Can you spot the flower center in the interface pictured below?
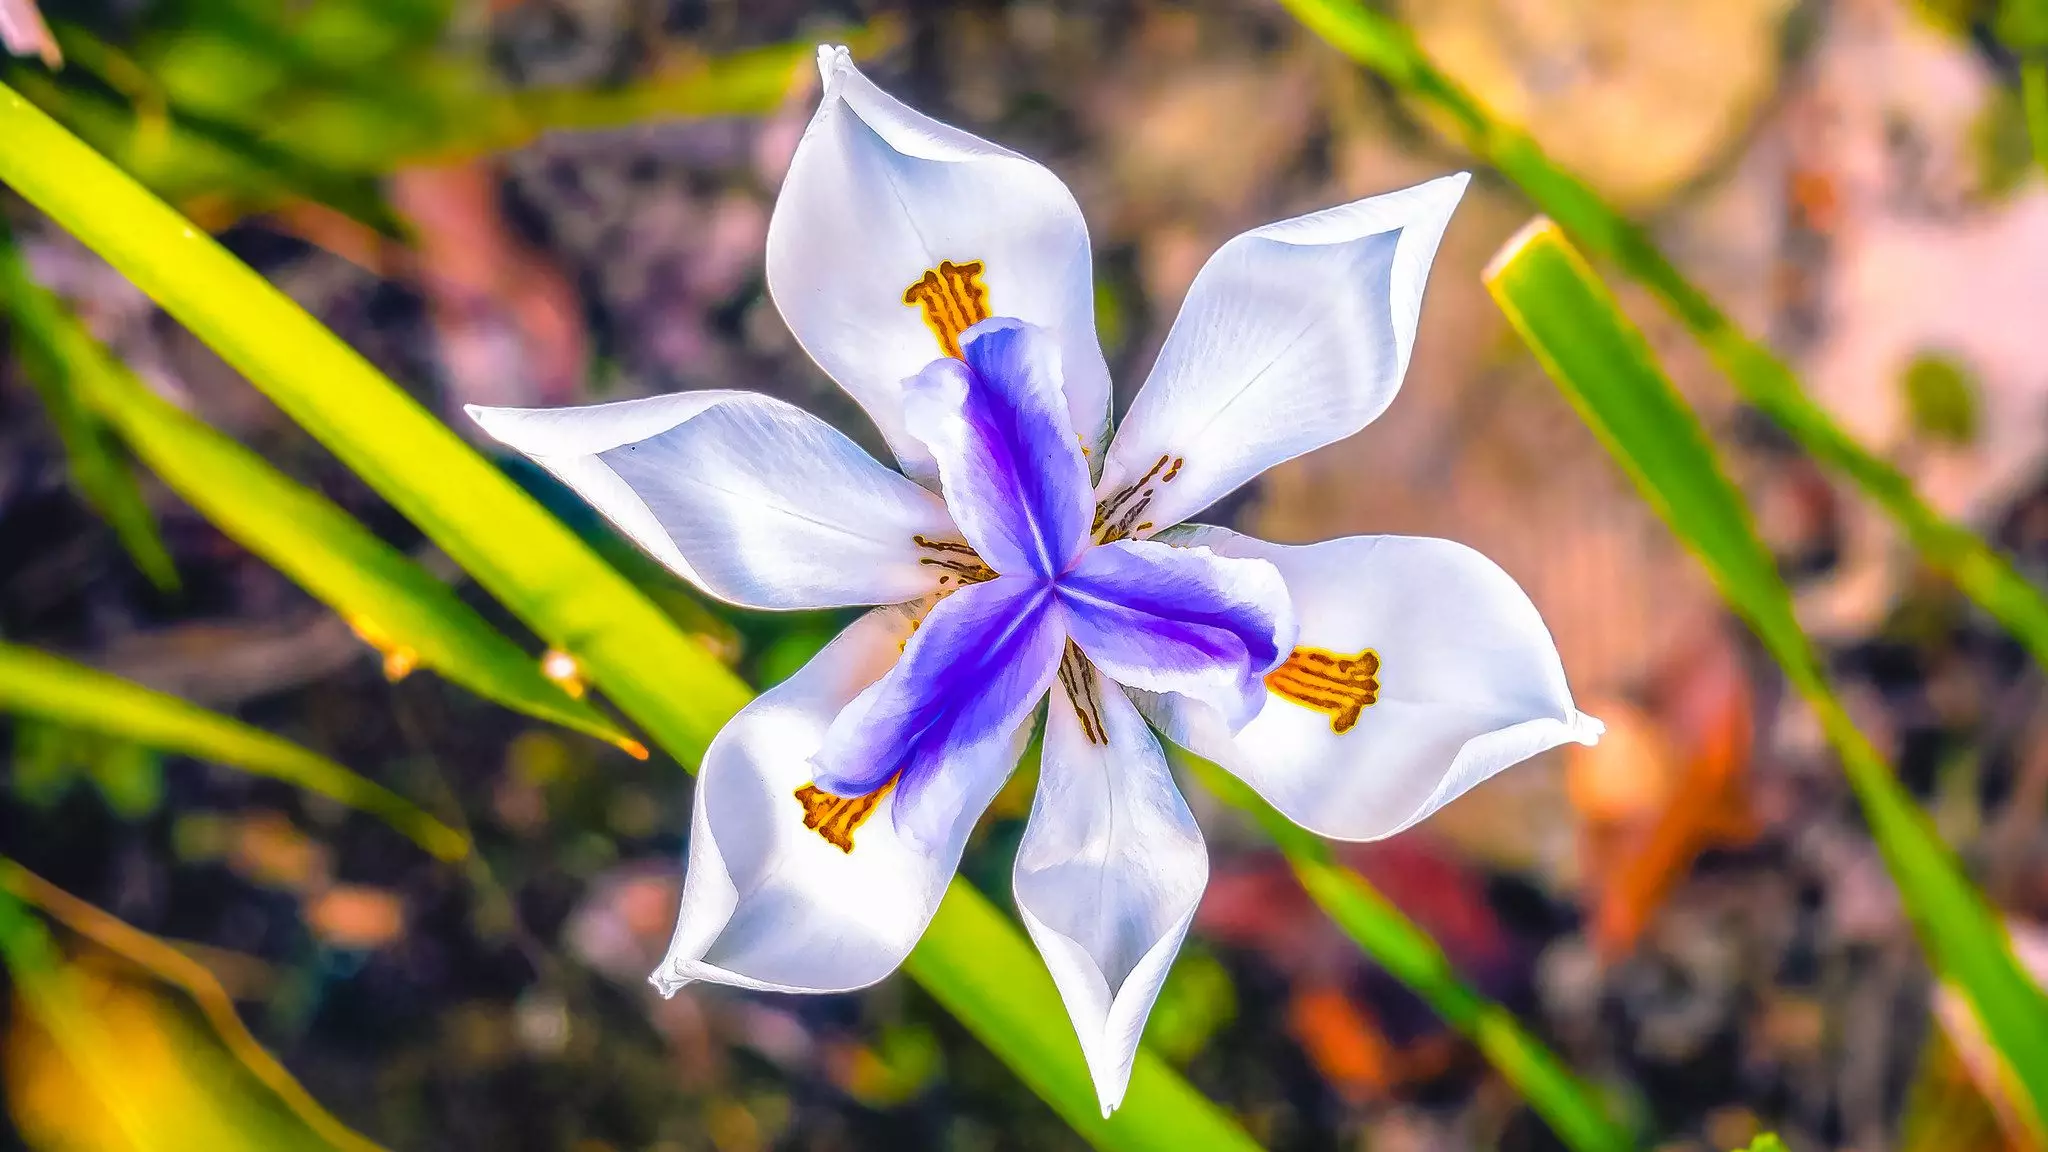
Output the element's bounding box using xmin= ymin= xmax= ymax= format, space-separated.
xmin=1264 ymin=646 xmax=1381 ymax=733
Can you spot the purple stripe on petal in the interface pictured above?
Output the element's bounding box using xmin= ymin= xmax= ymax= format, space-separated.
xmin=902 ymin=319 xmax=1092 ymax=579
xmin=1058 ymin=539 xmax=1295 ymax=729
xmin=811 ymin=575 xmax=1067 ymax=848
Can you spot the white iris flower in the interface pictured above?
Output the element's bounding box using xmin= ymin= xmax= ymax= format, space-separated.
xmin=471 ymin=45 xmax=1602 ymax=1117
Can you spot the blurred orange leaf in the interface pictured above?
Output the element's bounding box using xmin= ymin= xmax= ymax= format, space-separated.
xmin=304 ymin=886 xmax=405 ymax=951
xmin=1578 ymin=629 xmax=1758 ymax=958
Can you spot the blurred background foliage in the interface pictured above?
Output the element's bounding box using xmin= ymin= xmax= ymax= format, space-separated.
xmin=3 ymin=0 xmax=2048 ymax=1149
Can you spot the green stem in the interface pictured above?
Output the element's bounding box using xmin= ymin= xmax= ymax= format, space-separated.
xmin=1186 ymin=757 xmax=1632 ymax=1152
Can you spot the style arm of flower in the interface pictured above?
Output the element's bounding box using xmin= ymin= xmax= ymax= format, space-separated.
xmin=470 ymin=45 xmax=1601 ymax=1118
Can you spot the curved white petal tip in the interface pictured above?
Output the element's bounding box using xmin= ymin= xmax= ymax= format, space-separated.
xmin=1569 ymin=709 xmax=1606 ymax=744
xmin=816 ymin=43 xmax=852 ymax=89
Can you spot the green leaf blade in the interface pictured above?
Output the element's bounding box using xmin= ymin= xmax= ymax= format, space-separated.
xmin=1183 ymin=755 xmax=1632 ymax=1152
xmin=1485 ymin=219 xmax=2048 ymax=1135
xmin=1 ymin=234 xmax=178 ymax=591
xmin=0 ymin=642 xmax=467 ymax=860
xmin=0 ymin=81 xmax=749 ymax=765
xmin=0 ymin=237 xmax=635 ymax=751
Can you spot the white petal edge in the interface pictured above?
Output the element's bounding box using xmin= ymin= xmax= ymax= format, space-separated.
xmin=766 ymin=46 xmax=1112 ymax=485
xmin=652 ymin=606 xmax=984 ymax=995
xmin=469 ymin=392 xmax=959 ymax=610
xmin=1096 ymin=173 xmax=1469 ymax=534
xmin=1142 ymin=525 xmax=1602 ymax=842
xmin=1015 ymin=663 xmax=1206 ymax=1116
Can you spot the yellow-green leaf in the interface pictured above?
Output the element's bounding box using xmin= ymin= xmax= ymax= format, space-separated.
xmin=0 ymin=860 xmax=388 ymax=1151
xmin=0 ymin=642 xmax=466 ymax=860
xmin=0 ymin=232 xmax=635 ymax=753
xmin=2 ymin=231 xmax=177 ymax=590
xmin=1485 ymin=218 xmax=2048 ymax=1135
xmin=1184 ymin=755 xmax=1632 ymax=1152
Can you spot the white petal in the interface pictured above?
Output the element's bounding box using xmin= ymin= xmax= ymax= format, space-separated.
xmin=470 ymin=392 xmax=959 ymax=610
xmin=1144 ymin=526 xmax=1602 ymax=841
xmin=652 ymin=607 xmax=977 ymax=994
xmin=1097 ymin=174 xmax=1469 ymax=533
xmin=767 ymin=46 xmax=1112 ymax=484
xmin=1015 ymin=660 xmax=1207 ymax=1116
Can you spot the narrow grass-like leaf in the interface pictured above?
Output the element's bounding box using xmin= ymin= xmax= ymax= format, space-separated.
xmin=2008 ymin=0 xmax=2048 ymax=174
xmin=0 ymin=81 xmax=748 ymax=764
xmin=1486 ymin=219 xmax=2048 ymax=1133
xmin=0 ymin=83 xmax=1263 ymax=1150
xmin=466 ymin=32 xmax=886 ymax=158
xmin=0 ymin=881 xmax=159 ymax=1150
xmin=0 ymin=860 xmax=387 ymax=1152
xmin=1184 ymin=756 xmax=1630 ymax=1152
xmin=2 ymin=242 xmax=178 ymax=590
xmin=0 ymin=642 xmax=467 ymax=861
xmin=2027 ymin=62 xmax=2048 ymax=173
xmin=0 ymin=232 xmax=635 ymax=752
xmin=1279 ymin=0 xmax=2048 ymax=677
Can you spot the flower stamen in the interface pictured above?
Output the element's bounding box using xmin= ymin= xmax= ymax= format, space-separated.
xmin=793 ymin=776 xmax=899 ymax=852
xmin=1093 ymin=453 xmax=1182 ymax=543
xmin=913 ymin=534 xmax=997 ymax=586
xmin=1265 ymin=647 xmax=1381 ymax=733
xmin=903 ymin=259 xmax=991 ymax=358
xmin=1055 ymin=642 xmax=1108 ymax=746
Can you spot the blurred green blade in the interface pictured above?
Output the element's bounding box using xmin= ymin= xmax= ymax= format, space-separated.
xmin=1485 ymin=218 xmax=2048 ymax=1133
xmin=3 ymin=260 xmax=178 ymax=591
xmin=1184 ymin=756 xmax=1630 ymax=1152
xmin=0 ymin=82 xmax=1263 ymax=1150
xmin=1 ymin=67 xmax=393 ymax=230
xmin=0 ymin=80 xmax=746 ymax=765
xmin=1280 ymin=0 xmax=2048 ymax=679
xmin=2026 ymin=62 xmax=2048 ymax=175
xmin=0 ymin=881 xmax=161 ymax=1151
xmin=0 ymin=642 xmax=466 ymax=860
xmin=0 ymin=861 xmax=390 ymax=1151
xmin=475 ymin=34 xmax=851 ymax=156
xmin=0 ymin=234 xmax=635 ymax=753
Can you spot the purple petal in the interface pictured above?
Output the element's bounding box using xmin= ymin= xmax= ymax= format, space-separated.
xmin=1058 ymin=539 xmax=1295 ymax=728
xmin=811 ymin=575 xmax=1066 ymax=848
xmin=902 ymin=319 xmax=1092 ymax=579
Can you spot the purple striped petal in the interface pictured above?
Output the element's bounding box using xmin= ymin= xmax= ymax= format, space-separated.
xmin=1058 ymin=539 xmax=1295 ymax=729
xmin=810 ymin=575 xmax=1066 ymax=848
xmin=902 ymin=319 xmax=1092 ymax=579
